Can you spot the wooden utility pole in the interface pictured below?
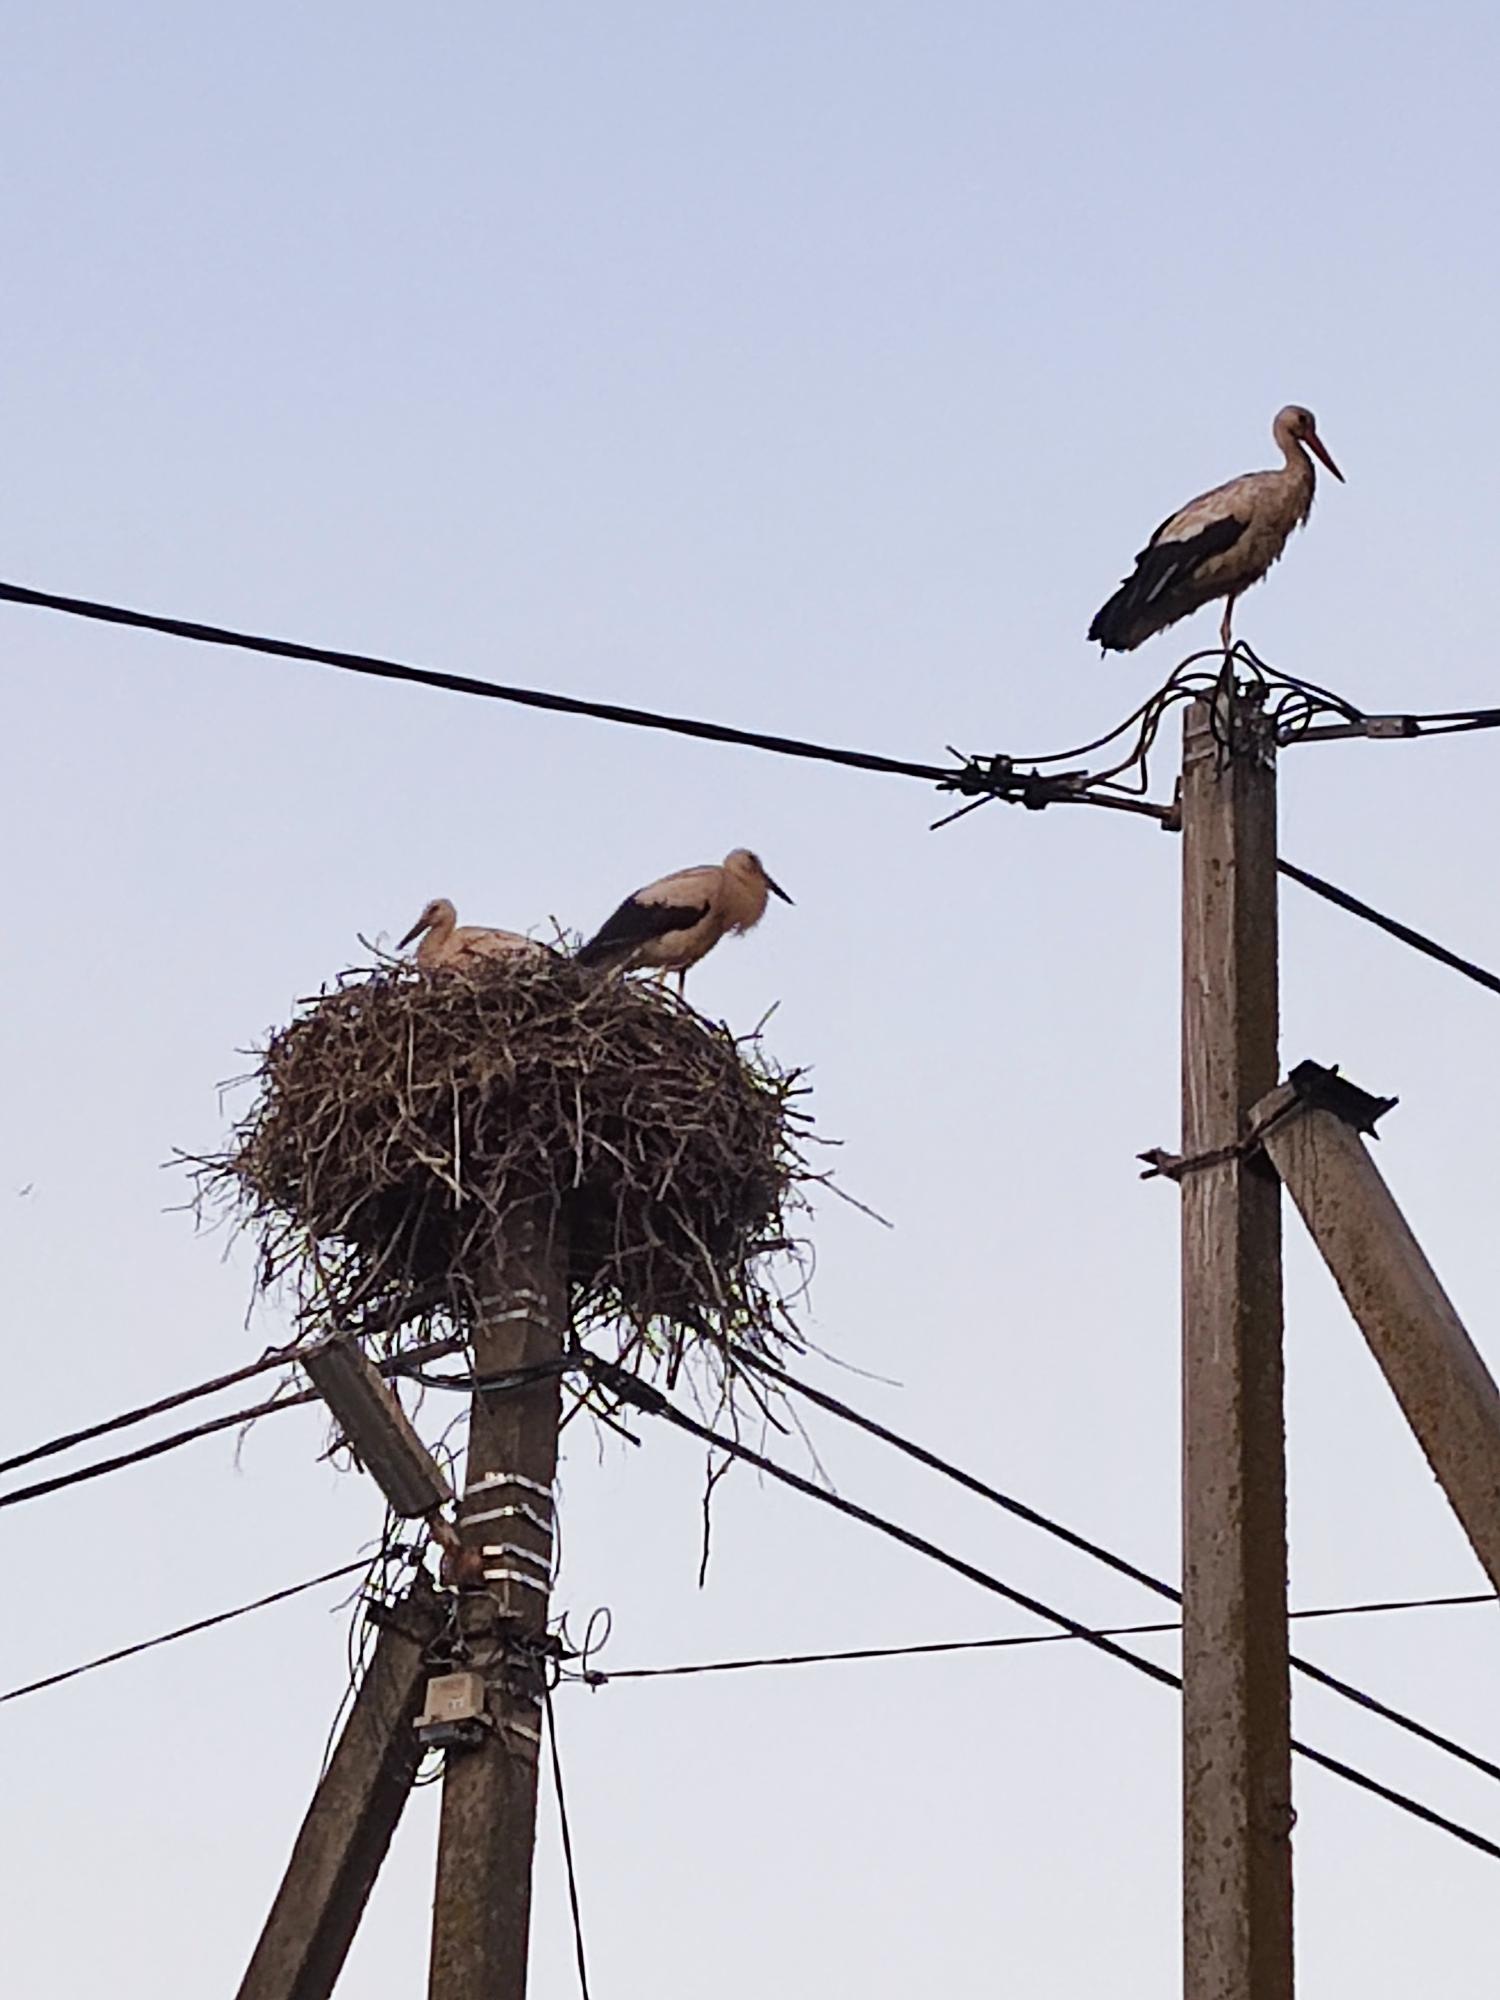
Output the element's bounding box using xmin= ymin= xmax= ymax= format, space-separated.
xmin=1257 ymin=1075 xmax=1500 ymax=1593
xmin=1178 ymin=690 xmax=1294 ymax=2000
xmin=427 ymin=1201 xmax=570 ymax=2000
xmin=237 ymin=1575 xmax=444 ymax=2000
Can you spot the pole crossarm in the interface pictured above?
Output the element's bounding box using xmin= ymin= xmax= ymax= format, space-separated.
xmin=1256 ymin=1067 xmax=1500 ymax=1596
xmin=300 ymin=1337 xmax=459 ymax=1551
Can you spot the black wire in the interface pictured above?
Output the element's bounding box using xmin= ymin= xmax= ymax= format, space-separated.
xmin=580 ymin=1361 xmax=1500 ymax=1865
xmin=0 ymin=1561 xmax=369 ymax=1704
xmin=733 ymin=1348 xmax=1500 ymax=1788
xmin=587 ymin=1591 xmax=1498 ymax=1683
xmin=424 ymin=1349 xmax=1500 ymax=1789
xmin=0 ymin=578 xmax=953 ymax=786
xmin=1279 ymin=860 xmax=1500 ymax=999
xmin=544 ymin=1679 xmax=594 ymax=2000
xmin=0 ymin=1337 xmax=311 ymax=1479
xmin=0 ymin=1335 xmax=466 ymax=1512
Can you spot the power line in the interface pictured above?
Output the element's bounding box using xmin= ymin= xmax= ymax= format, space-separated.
xmin=11 ymin=576 xmax=1500 ymax=997
xmin=573 ymin=1359 xmax=1500 ymax=1866
xmin=543 ymin=1680 xmax=594 ymax=2000
xmin=1279 ymin=859 xmax=1500 ymax=1000
xmin=0 ymin=1337 xmax=314 ymax=1479
xmin=0 ymin=1561 xmax=369 ymax=1705
xmin=730 ymin=1347 xmax=1500 ymax=1788
xmin=586 ymin=1591 xmax=1499 ymax=1684
xmin=0 ymin=1335 xmax=465 ymax=1512
xmin=56 ymin=1330 xmax=1479 ymax=1801
xmin=0 ymin=578 xmax=954 ymax=787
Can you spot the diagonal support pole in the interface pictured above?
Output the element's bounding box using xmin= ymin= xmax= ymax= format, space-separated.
xmin=237 ymin=1573 xmax=444 ymax=2000
xmin=1257 ymin=1077 xmax=1500 ymax=1594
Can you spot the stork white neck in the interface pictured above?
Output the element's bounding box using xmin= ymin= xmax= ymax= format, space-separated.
xmin=1271 ymin=412 xmax=1318 ymax=488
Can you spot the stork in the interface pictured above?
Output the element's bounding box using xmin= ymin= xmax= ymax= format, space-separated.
xmin=399 ymin=898 xmax=543 ymax=973
xmin=1089 ymin=405 xmax=1344 ymax=654
xmin=575 ymin=848 xmax=792 ymax=987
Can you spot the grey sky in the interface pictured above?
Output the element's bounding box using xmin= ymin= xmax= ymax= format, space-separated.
xmin=4 ymin=4 xmax=1499 ymax=1993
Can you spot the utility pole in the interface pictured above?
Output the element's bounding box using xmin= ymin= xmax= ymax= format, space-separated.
xmin=427 ymin=1201 xmax=570 ymax=2000
xmin=1178 ymin=689 xmax=1294 ymax=2000
xmin=236 ymin=1575 xmax=444 ymax=2000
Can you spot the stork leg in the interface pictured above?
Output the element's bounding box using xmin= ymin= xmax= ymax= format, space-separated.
xmin=1219 ymin=594 xmax=1238 ymax=652
xmin=674 ymin=969 xmax=687 ymax=1000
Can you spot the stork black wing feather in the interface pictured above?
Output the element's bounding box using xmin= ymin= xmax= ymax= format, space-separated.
xmin=576 ymin=896 xmax=712 ymax=966
xmin=1089 ymin=514 xmax=1247 ymax=652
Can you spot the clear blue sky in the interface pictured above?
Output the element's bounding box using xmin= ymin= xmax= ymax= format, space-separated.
xmin=4 ymin=5 xmax=1499 ymax=1993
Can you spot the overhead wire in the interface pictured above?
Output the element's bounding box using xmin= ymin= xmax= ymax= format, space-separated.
xmin=0 ymin=1561 xmax=368 ymax=1705
xmin=1278 ymin=860 xmax=1500 ymax=1000
xmin=0 ymin=1334 xmax=466 ymax=1512
xmin=729 ymin=1347 xmax=1500 ymax=1782
xmin=12 ymin=1329 xmax=1498 ymax=1801
xmin=0 ymin=1336 xmax=317 ymax=1479
xmin=588 ymin=1591 xmax=1498 ymax=1684
xmin=0 ymin=579 xmax=953 ymax=786
xmin=543 ymin=1680 xmax=594 ymax=2000
xmin=8 ymin=578 xmax=1500 ymax=995
xmin=593 ymin=1365 xmax=1500 ymax=1863
xmin=416 ymin=1355 xmax=1500 ymax=1865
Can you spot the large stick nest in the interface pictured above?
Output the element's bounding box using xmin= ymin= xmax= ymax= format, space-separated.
xmin=198 ymin=955 xmax=817 ymax=1393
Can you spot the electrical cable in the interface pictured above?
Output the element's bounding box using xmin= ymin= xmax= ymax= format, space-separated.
xmin=730 ymin=1347 xmax=1500 ymax=1784
xmin=0 ymin=1335 xmax=466 ymax=1512
xmin=0 ymin=1561 xmax=369 ymax=1705
xmin=0 ymin=579 xmax=953 ymax=786
xmin=575 ymin=1360 xmax=1500 ymax=1866
xmin=0 ymin=1337 xmax=315 ymax=1479
xmin=587 ymin=1591 xmax=1499 ymax=1683
xmin=1278 ymin=860 xmax=1500 ymax=1000
xmin=543 ymin=1679 xmax=594 ymax=2000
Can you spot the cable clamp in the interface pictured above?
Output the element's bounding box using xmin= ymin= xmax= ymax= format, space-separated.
xmin=482 ymin=1566 xmax=551 ymax=1594
xmin=466 ymin=1470 xmax=554 ymax=1504
xmin=497 ymin=1715 xmax=542 ymax=1748
xmin=482 ymin=1540 xmax=551 ymax=1573
xmin=464 ymin=1501 xmax=554 ymax=1536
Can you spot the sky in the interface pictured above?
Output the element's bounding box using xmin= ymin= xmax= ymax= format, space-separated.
xmin=4 ymin=3 xmax=1500 ymax=1993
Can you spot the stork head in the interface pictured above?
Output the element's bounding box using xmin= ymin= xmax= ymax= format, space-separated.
xmin=1275 ymin=405 xmax=1344 ymax=483
xmin=399 ymin=897 xmax=455 ymax=948
xmin=726 ymin=848 xmax=794 ymax=905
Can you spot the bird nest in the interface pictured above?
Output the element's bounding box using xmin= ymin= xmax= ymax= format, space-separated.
xmin=196 ymin=955 xmax=817 ymax=1402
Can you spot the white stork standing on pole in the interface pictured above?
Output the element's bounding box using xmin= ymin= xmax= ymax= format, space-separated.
xmin=1089 ymin=405 xmax=1344 ymax=654
xmin=399 ymin=898 xmax=544 ymax=972
xmin=575 ymin=848 xmax=792 ymax=989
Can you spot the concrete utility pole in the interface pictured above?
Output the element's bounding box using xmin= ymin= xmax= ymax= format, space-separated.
xmin=427 ymin=1201 xmax=570 ymax=2000
xmin=1257 ymin=1073 xmax=1500 ymax=1594
xmin=1178 ymin=690 xmax=1294 ymax=2000
xmin=236 ymin=1575 xmax=444 ymax=2000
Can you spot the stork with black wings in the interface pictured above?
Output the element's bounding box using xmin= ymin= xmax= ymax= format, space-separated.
xmin=575 ymin=847 xmax=792 ymax=990
xmin=1089 ymin=405 xmax=1344 ymax=654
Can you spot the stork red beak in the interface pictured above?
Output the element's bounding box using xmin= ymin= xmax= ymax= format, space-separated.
xmin=1307 ymin=432 xmax=1345 ymax=483
xmin=765 ymin=874 xmax=794 ymax=906
xmin=398 ymin=916 xmax=427 ymax=948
